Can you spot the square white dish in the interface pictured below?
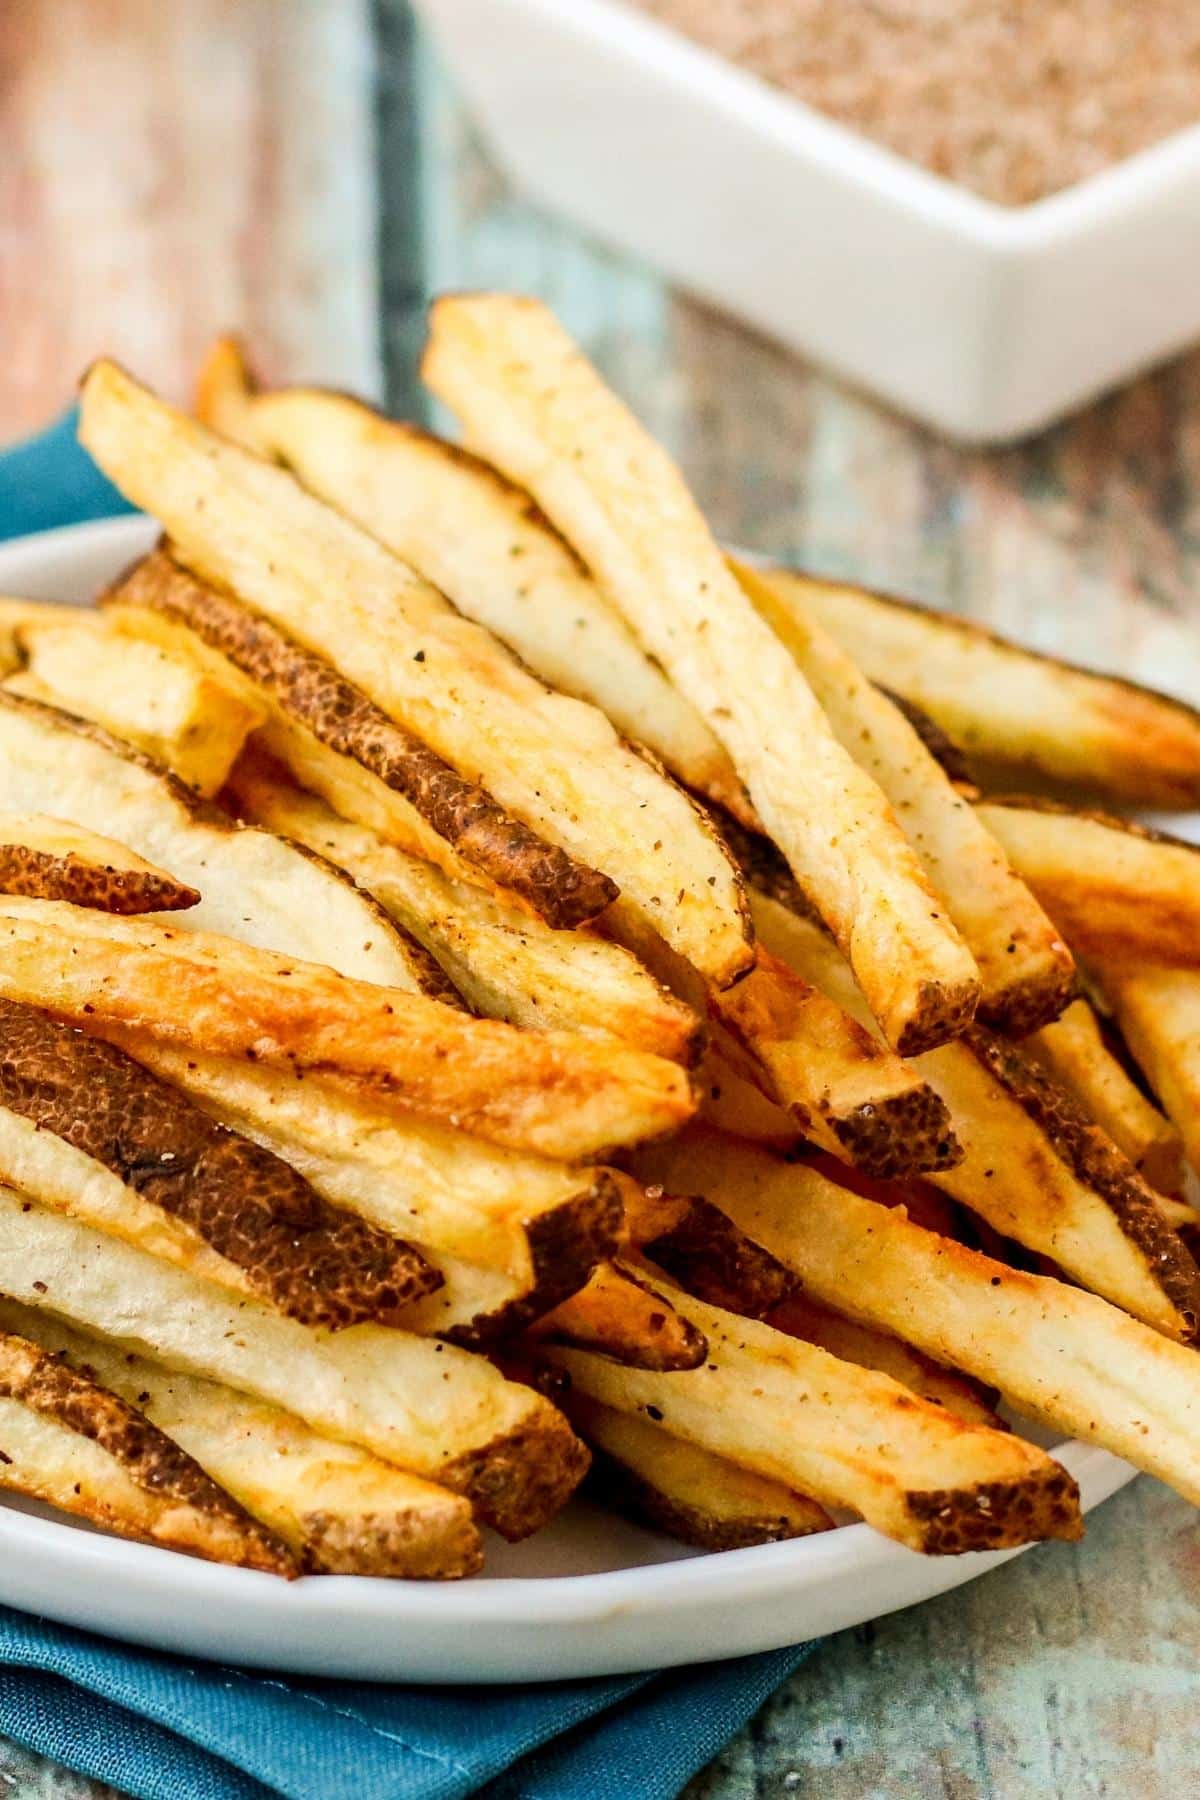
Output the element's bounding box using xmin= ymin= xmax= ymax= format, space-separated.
xmin=413 ymin=0 xmax=1200 ymax=443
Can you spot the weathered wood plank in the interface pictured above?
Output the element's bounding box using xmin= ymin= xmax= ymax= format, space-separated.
xmin=0 ymin=0 xmax=381 ymax=440
xmin=685 ymin=1478 xmax=1200 ymax=1800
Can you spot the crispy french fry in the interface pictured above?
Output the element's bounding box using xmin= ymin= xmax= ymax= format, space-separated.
xmin=421 ymin=294 xmax=981 ymax=1054
xmin=737 ymin=560 xmax=1074 ymax=1034
xmin=11 ymin=615 xmax=264 ymax=797
xmin=79 ymin=363 xmax=754 ymax=987
xmin=657 ymin=1128 xmax=1200 ymax=1507
xmin=532 ymin=1261 xmax=708 ymax=1372
xmin=1025 ymin=997 xmax=1185 ymax=1196
xmin=0 ymin=1190 xmax=586 ymax=1540
xmin=765 ymin=1295 xmax=1004 ymax=1430
xmin=102 ymin=1036 xmax=623 ymax=1300
xmin=710 ymin=941 xmax=961 ymax=1178
xmin=777 ymin=568 xmax=1200 ymax=809
xmin=545 ymin=1273 xmax=1080 ymax=1554
xmin=749 ymin=882 xmax=1200 ymax=1340
xmin=195 ymin=341 xmax=751 ymax=822
xmin=0 ymin=810 xmax=198 ymax=912
xmin=980 ymin=799 xmax=1200 ymax=968
xmin=106 ymin=553 xmax=619 ymax=931
xmin=0 ymin=997 xmax=439 ymax=1327
xmin=565 ymin=1394 xmax=833 ymax=1549
xmin=0 ymin=1304 xmax=483 ymax=1578
xmin=0 ymin=899 xmax=695 ymax=1160
xmin=0 ymin=692 xmax=444 ymax=994
xmin=1103 ymin=965 xmax=1200 ymax=1178
xmin=0 ymin=1326 xmax=293 ymax=1573
xmin=227 ymin=753 xmax=702 ymax=1062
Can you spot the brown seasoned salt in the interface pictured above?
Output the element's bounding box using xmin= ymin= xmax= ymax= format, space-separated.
xmin=630 ymin=0 xmax=1200 ymax=205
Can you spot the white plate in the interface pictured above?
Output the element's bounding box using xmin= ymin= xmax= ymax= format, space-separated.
xmin=0 ymin=516 xmax=1139 ymax=1682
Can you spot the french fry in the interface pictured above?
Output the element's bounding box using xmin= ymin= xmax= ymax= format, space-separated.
xmin=1024 ymin=997 xmax=1185 ymax=1196
xmin=0 ymin=1190 xmax=586 ymax=1540
xmin=980 ymin=799 xmax=1200 ymax=968
xmin=0 ymin=899 xmax=695 ymax=1160
xmin=195 ymin=341 xmax=751 ymax=822
xmin=105 ymin=553 xmax=619 ymax=932
xmin=421 ymin=294 xmax=981 ymax=1055
xmin=1103 ymin=965 xmax=1200 ymax=1178
xmin=0 ymin=1325 xmax=293 ymax=1573
xmin=737 ymin=560 xmax=1074 ymax=1034
xmin=748 ymin=882 xmax=1200 ymax=1340
xmin=102 ymin=1037 xmax=623 ymax=1302
xmin=532 ymin=1261 xmax=708 ymax=1372
xmin=775 ymin=568 xmax=1200 ymax=809
xmin=0 ymin=1304 xmax=483 ymax=1578
xmin=79 ymin=363 xmax=754 ymax=988
xmin=0 ymin=997 xmax=439 ymax=1328
xmin=11 ymin=615 xmax=264 ymax=797
xmin=765 ymin=1296 xmax=1004 ymax=1431
xmin=710 ymin=942 xmax=961 ymax=1178
xmin=545 ymin=1273 xmax=1081 ymax=1554
xmin=565 ymin=1394 xmax=833 ymax=1549
xmin=227 ymin=752 xmax=702 ymax=1062
xmin=0 ymin=810 xmax=198 ymax=913
xmin=0 ymin=692 xmax=445 ymax=995
xmin=656 ymin=1128 xmax=1200 ymax=1508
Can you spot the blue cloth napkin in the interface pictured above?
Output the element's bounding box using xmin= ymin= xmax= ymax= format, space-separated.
xmin=0 ymin=412 xmax=818 ymax=1799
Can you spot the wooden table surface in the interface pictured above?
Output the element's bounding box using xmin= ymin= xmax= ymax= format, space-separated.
xmin=4 ymin=3 xmax=1200 ymax=1796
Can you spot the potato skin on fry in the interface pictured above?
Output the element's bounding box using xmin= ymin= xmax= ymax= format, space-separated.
xmin=635 ymin=1193 xmax=797 ymax=1321
xmin=0 ymin=1190 xmax=587 ymax=1542
xmin=0 ymin=996 xmax=441 ymax=1329
xmin=0 ymin=841 xmax=199 ymax=913
xmin=964 ymin=1025 xmax=1200 ymax=1343
xmin=228 ymin=755 xmax=702 ymax=1062
xmin=1 ymin=1304 xmax=484 ymax=1580
xmin=0 ymin=1328 xmax=294 ymax=1574
xmin=112 ymin=550 xmax=618 ymax=930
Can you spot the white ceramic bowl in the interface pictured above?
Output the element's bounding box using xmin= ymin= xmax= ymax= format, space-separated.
xmin=413 ymin=0 xmax=1200 ymax=443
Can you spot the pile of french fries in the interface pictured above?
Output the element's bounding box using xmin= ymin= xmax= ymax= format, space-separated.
xmin=2 ymin=296 xmax=1200 ymax=1580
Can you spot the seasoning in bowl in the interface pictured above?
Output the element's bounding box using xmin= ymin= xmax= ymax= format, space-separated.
xmin=629 ymin=0 xmax=1200 ymax=205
